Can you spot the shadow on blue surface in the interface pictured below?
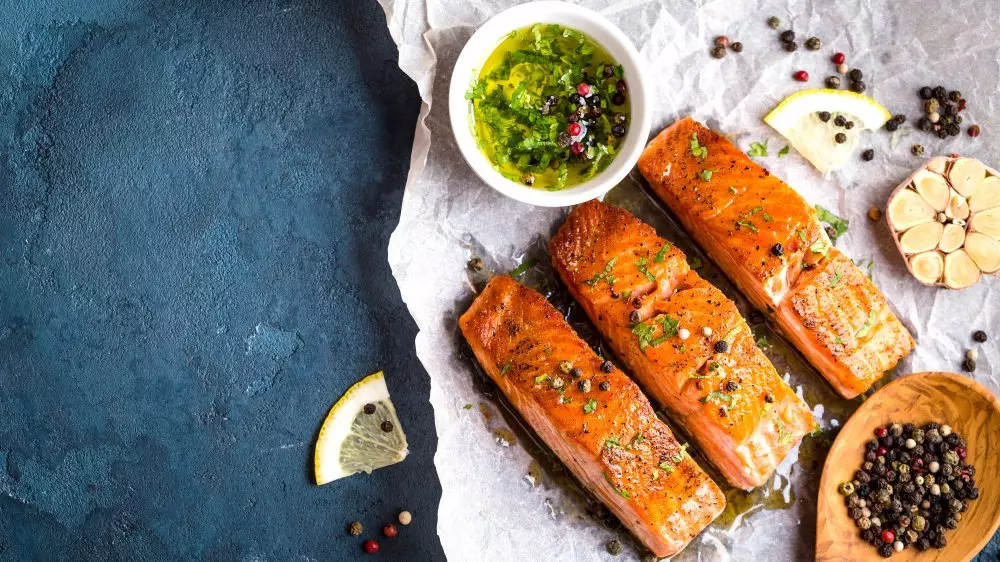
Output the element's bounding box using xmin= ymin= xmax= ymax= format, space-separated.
xmin=0 ymin=0 xmax=442 ymax=559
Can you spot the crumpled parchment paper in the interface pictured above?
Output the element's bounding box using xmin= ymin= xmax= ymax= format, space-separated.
xmin=377 ymin=0 xmax=1000 ymax=559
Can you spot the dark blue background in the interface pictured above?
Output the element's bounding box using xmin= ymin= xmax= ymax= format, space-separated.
xmin=1 ymin=0 xmax=443 ymax=559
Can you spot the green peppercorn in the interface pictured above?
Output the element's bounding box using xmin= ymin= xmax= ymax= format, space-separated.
xmin=606 ymin=540 xmax=623 ymax=556
xmin=578 ymin=379 xmax=592 ymax=393
xmin=805 ymin=37 xmax=821 ymax=50
xmin=911 ymin=144 xmax=925 ymax=156
xmin=559 ymin=361 xmax=573 ymax=374
xmin=839 ymin=481 xmax=856 ymax=495
xmin=925 ymin=98 xmax=940 ymax=114
xmin=825 ymin=76 xmax=841 ymax=89
xmin=767 ymin=16 xmax=781 ymax=29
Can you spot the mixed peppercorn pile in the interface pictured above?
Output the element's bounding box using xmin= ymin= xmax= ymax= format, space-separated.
xmin=840 ymin=422 xmax=979 ymax=558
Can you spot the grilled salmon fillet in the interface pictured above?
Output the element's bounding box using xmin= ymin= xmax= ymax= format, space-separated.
xmin=460 ymin=276 xmax=725 ymax=557
xmin=638 ymin=117 xmax=914 ymax=399
xmin=549 ymin=200 xmax=815 ymax=490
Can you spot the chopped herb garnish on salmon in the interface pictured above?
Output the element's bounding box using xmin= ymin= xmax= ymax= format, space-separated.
xmin=500 ymin=363 xmax=512 ymax=376
xmin=722 ymin=327 xmax=740 ymax=344
xmin=729 ymin=185 xmax=737 ymax=194
xmin=748 ymin=140 xmax=768 ymax=157
xmin=633 ymin=322 xmax=657 ymax=350
xmin=797 ymin=230 xmax=807 ymax=242
xmin=698 ymin=169 xmax=716 ymax=181
xmin=658 ymin=460 xmax=676 ymax=474
xmin=855 ymin=308 xmax=877 ymax=339
xmin=736 ymin=220 xmax=758 ymax=233
xmin=701 ymin=391 xmax=733 ymax=404
xmin=834 ymin=336 xmax=845 ymax=345
xmin=671 ymin=443 xmax=689 ymax=463
xmin=583 ymin=398 xmax=598 ymax=414
xmin=762 ymin=212 xmax=774 ymax=222
xmin=604 ymin=436 xmax=620 ymax=449
xmin=689 ymin=256 xmax=703 ymax=269
xmin=829 ymin=268 xmax=843 ymax=287
xmin=654 ymin=242 xmax=672 ymax=262
xmin=690 ymin=132 xmax=707 ymax=159
xmin=585 ymin=257 xmax=618 ymax=287
xmin=635 ymin=257 xmax=656 ymax=282
xmin=660 ymin=315 xmax=680 ymax=338
xmin=534 ymin=374 xmax=549 ymax=384
xmin=509 ymin=258 xmax=537 ymax=278
xmin=603 ymin=472 xmax=631 ymax=498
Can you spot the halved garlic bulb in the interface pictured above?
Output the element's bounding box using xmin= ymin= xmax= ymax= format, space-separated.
xmin=887 ymin=156 xmax=1000 ymax=289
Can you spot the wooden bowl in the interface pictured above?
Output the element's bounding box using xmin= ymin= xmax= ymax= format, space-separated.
xmin=816 ymin=372 xmax=1000 ymax=562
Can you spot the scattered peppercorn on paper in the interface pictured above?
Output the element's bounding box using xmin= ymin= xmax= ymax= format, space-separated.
xmin=379 ymin=0 xmax=1000 ymax=560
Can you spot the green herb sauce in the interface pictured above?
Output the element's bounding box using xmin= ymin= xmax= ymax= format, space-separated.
xmin=466 ymin=24 xmax=630 ymax=190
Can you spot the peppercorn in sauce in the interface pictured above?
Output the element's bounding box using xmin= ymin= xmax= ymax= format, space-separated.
xmin=549 ymin=201 xmax=815 ymax=490
xmin=460 ymin=276 xmax=725 ymax=558
xmin=638 ymin=118 xmax=914 ymax=399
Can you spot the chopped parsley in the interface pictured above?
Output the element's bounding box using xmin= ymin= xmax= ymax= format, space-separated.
xmin=810 ymin=237 xmax=830 ymax=256
xmin=658 ymin=460 xmax=676 ymax=474
xmin=815 ymin=205 xmax=849 ymax=243
xmin=604 ymin=472 xmax=631 ymax=498
xmin=778 ymin=145 xmax=790 ymax=157
xmin=700 ymin=391 xmax=733 ymax=404
xmin=585 ymin=257 xmax=618 ymax=287
xmin=635 ymin=257 xmax=656 ymax=283
xmin=829 ymin=268 xmax=843 ymax=287
xmin=463 ymin=403 xmax=473 ymax=409
xmin=762 ymin=211 xmax=774 ymax=222
xmin=698 ymin=169 xmax=716 ymax=181
xmin=659 ymin=315 xmax=680 ymax=338
xmin=654 ymin=242 xmax=672 ymax=263
xmin=509 ymin=258 xmax=536 ymax=278
xmin=629 ymin=432 xmax=645 ymax=448
xmin=834 ymin=336 xmax=845 ymax=345
xmin=797 ymin=230 xmax=807 ymax=242
xmin=632 ymin=322 xmax=657 ymax=350
xmin=775 ymin=417 xmax=793 ymax=446
xmin=722 ymin=327 xmax=740 ymax=344
xmin=583 ymin=398 xmax=598 ymax=414
xmin=500 ymin=363 xmax=512 ymax=376
xmin=855 ymin=308 xmax=877 ymax=339
xmin=729 ymin=185 xmax=738 ymax=194
xmin=604 ymin=436 xmax=621 ymax=450
xmin=748 ymin=140 xmax=768 ymax=157
xmin=689 ymin=256 xmax=703 ymax=269
xmin=736 ymin=219 xmax=759 ymax=233
xmin=672 ymin=443 xmax=689 ymax=463
xmin=534 ymin=374 xmax=549 ymax=384
xmin=690 ymin=132 xmax=708 ymax=159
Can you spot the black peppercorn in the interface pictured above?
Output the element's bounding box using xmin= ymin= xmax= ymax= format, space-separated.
xmin=973 ymin=330 xmax=988 ymax=342
xmin=381 ymin=420 xmax=394 ymax=432
xmin=600 ymin=360 xmax=613 ymax=373
xmin=848 ymin=68 xmax=863 ymax=82
xmin=919 ymin=86 xmax=933 ymax=100
xmin=783 ymin=41 xmax=798 ymax=52
xmin=780 ymin=30 xmax=795 ymax=42
xmin=725 ymin=381 xmax=740 ymax=392
xmin=962 ymin=358 xmax=976 ymax=372
xmin=825 ymin=76 xmax=841 ymax=89
xmin=612 ymin=93 xmax=626 ymax=107
xmin=861 ymin=149 xmax=875 ymax=161
xmin=629 ymin=310 xmax=642 ymax=324
xmin=599 ymin=381 xmax=610 ymax=392
xmin=730 ymin=41 xmax=743 ymax=53
xmin=933 ymin=86 xmax=947 ymax=99
xmin=851 ymin=80 xmax=867 ymax=93
xmin=764 ymin=392 xmax=775 ymax=403
xmin=714 ymin=340 xmax=730 ymax=353
xmin=570 ymin=367 xmax=584 ymax=378
xmin=578 ymin=379 xmax=591 ymax=393
xmin=845 ymin=121 xmax=855 ymax=130
xmin=948 ymin=90 xmax=962 ymax=102
xmin=918 ymin=117 xmax=932 ymax=132
xmin=885 ymin=119 xmax=899 ymax=132
xmin=818 ymin=111 xmax=832 ymax=122
xmin=834 ymin=115 xmax=847 ymax=127
xmin=771 ymin=243 xmax=784 ymax=257
xmin=363 ymin=403 xmax=377 ymax=415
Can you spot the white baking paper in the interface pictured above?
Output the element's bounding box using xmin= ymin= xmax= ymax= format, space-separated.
xmin=378 ymin=0 xmax=1000 ymax=559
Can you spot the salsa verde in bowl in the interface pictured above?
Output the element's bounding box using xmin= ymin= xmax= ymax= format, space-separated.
xmin=449 ymin=1 xmax=651 ymax=207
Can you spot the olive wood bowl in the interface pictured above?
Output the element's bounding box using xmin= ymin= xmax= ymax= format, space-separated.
xmin=816 ymin=372 xmax=1000 ymax=562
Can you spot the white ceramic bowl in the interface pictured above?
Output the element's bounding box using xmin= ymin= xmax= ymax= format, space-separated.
xmin=448 ymin=1 xmax=651 ymax=207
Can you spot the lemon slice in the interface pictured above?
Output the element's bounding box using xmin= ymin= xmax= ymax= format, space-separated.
xmin=314 ymin=371 xmax=408 ymax=485
xmin=764 ymin=89 xmax=891 ymax=175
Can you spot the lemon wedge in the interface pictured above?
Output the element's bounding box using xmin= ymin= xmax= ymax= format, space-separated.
xmin=314 ymin=371 xmax=408 ymax=485
xmin=764 ymin=89 xmax=891 ymax=175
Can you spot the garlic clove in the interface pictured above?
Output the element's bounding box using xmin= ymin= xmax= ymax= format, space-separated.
xmin=945 ymin=191 xmax=970 ymax=220
xmin=965 ymin=232 xmax=1000 ymax=274
xmin=927 ymin=157 xmax=948 ymax=175
xmin=887 ymin=189 xmax=936 ymax=231
xmin=948 ymin=157 xmax=987 ymax=198
xmin=968 ymin=176 xmax=1000 ymax=213
xmin=943 ymin=249 xmax=981 ymax=289
xmin=899 ymin=222 xmax=944 ymax=254
xmin=938 ymin=223 xmax=966 ymax=253
xmin=912 ymin=170 xmax=951 ymax=211
xmin=909 ymin=251 xmax=944 ymax=285
xmin=970 ymin=206 xmax=1000 ymax=238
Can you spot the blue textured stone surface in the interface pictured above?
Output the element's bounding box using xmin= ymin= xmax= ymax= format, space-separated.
xmin=0 ymin=0 xmax=443 ymax=559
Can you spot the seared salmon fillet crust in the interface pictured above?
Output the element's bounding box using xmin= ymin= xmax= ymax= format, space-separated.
xmin=460 ymin=276 xmax=725 ymax=558
xmin=638 ymin=117 xmax=914 ymax=399
xmin=549 ymin=200 xmax=815 ymax=490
